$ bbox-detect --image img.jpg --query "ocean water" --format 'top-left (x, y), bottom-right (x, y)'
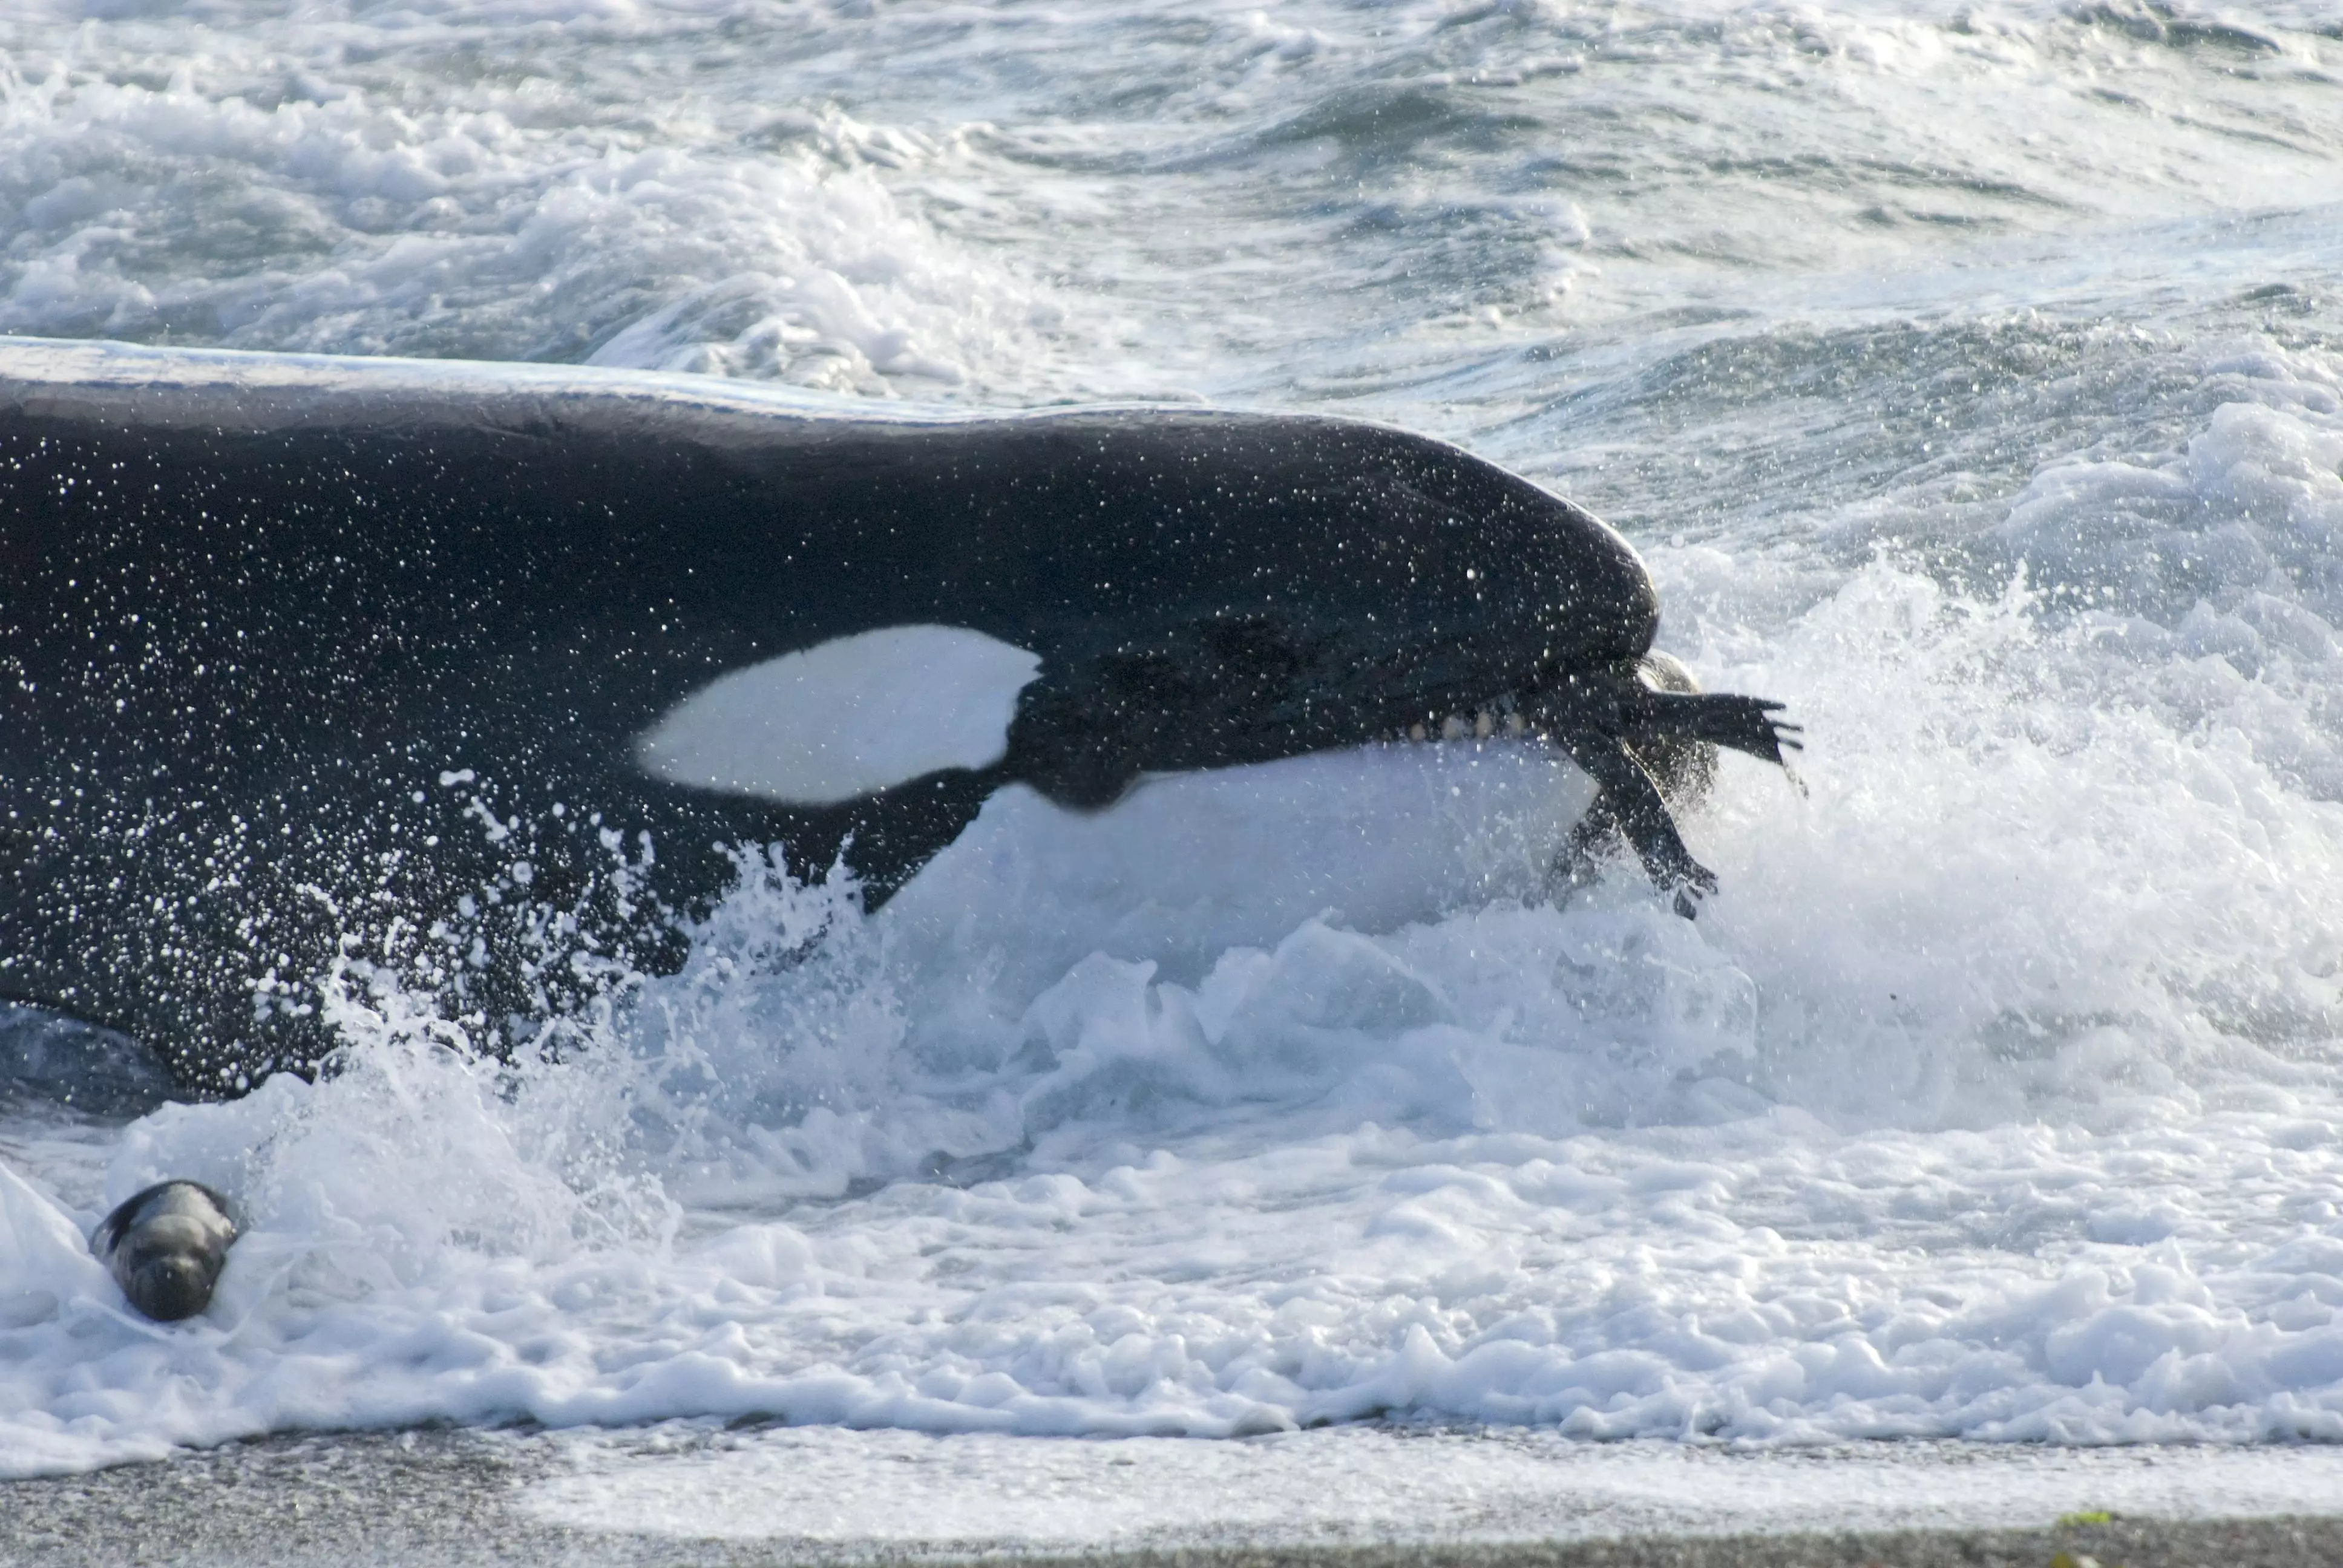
top-left (4, 0), bottom-right (2343, 1482)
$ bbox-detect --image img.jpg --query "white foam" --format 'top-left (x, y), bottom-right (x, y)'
top-left (636, 626), bottom-right (1041, 805)
top-left (520, 1426), bottom-right (2343, 1548)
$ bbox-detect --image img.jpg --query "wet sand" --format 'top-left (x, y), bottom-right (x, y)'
top-left (5, 1430), bottom-right (2342, 1568)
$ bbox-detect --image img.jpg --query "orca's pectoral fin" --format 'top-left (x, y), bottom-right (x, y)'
top-left (1639, 691), bottom-right (1803, 768)
top-left (1554, 732), bottom-right (1719, 919)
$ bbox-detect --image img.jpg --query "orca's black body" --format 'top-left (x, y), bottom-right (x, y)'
top-left (0, 342), bottom-right (1794, 1091)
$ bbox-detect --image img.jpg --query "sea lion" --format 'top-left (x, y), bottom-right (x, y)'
top-left (91, 1180), bottom-right (238, 1322)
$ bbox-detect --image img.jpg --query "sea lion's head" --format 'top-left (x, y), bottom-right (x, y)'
top-left (93, 1181), bottom-right (239, 1322)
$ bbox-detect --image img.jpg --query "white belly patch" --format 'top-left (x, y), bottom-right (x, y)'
top-left (635, 625), bottom-right (1043, 805)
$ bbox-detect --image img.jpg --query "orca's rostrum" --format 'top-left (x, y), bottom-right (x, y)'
top-left (0, 340), bottom-right (1797, 1091)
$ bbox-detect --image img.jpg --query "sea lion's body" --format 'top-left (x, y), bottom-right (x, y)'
top-left (0, 342), bottom-right (1792, 1091)
top-left (92, 1180), bottom-right (238, 1322)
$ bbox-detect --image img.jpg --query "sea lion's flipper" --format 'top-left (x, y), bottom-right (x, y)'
top-left (1550, 789), bottom-right (1622, 898)
top-left (1537, 665), bottom-right (1798, 916)
top-left (1633, 690), bottom-right (1803, 768)
top-left (1554, 731), bottom-right (1719, 919)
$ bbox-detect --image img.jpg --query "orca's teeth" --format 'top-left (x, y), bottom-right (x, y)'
top-left (1441, 714), bottom-right (1467, 741)
top-left (1473, 710), bottom-right (1495, 739)
top-left (1504, 712), bottom-right (1527, 736)
top-left (1408, 722), bottom-right (1428, 743)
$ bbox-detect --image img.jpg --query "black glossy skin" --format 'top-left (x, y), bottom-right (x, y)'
top-left (0, 361), bottom-right (1788, 1091)
top-left (92, 1180), bottom-right (238, 1322)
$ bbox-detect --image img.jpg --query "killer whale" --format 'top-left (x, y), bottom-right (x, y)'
top-left (0, 340), bottom-right (1795, 1093)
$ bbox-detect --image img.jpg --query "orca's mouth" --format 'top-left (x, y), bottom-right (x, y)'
top-left (1392, 694), bottom-right (1532, 745)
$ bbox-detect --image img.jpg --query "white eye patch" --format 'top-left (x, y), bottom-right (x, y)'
top-left (636, 625), bottom-right (1043, 805)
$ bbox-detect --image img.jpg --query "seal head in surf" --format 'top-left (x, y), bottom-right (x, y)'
top-left (92, 1180), bottom-right (240, 1322)
top-left (0, 340), bottom-right (1796, 1092)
